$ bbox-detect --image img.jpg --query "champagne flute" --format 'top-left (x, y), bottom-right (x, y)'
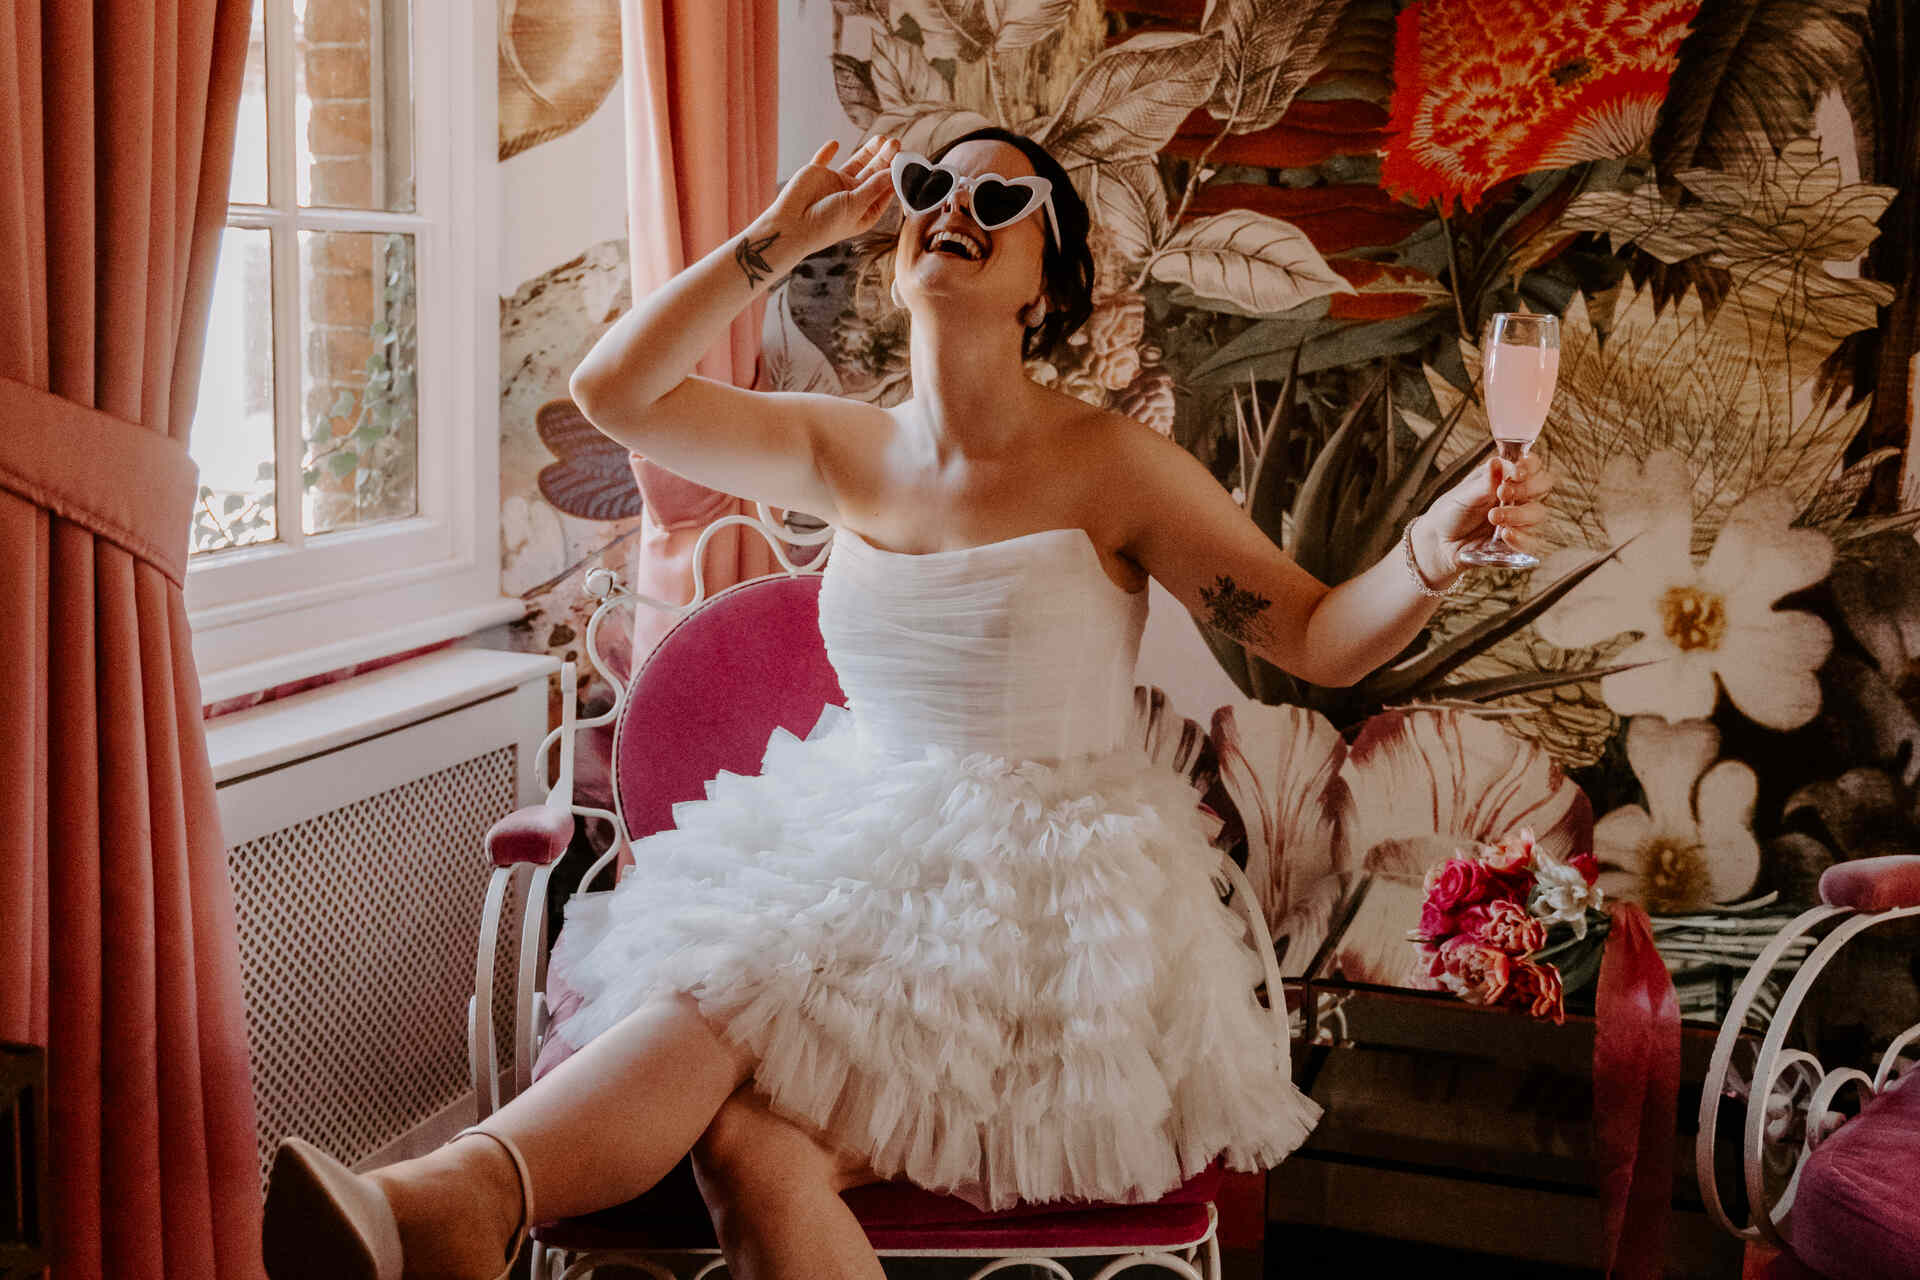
top-left (1458, 311), bottom-right (1559, 569)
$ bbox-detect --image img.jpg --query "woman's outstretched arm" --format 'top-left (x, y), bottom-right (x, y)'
top-left (1115, 418), bottom-right (1554, 688)
top-left (568, 136), bottom-right (900, 519)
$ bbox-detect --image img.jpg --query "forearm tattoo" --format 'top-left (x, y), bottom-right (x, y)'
top-left (734, 231), bottom-right (779, 287)
top-left (1199, 575), bottom-right (1277, 648)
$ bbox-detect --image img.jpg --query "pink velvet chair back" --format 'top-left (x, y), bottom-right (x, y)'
top-left (613, 573), bottom-right (845, 843)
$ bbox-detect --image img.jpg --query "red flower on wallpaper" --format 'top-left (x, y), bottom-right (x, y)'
top-left (1382, 0), bottom-right (1702, 213)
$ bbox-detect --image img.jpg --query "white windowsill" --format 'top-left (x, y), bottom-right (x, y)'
top-left (205, 645), bottom-right (559, 784)
top-left (195, 593), bottom-right (527, 706)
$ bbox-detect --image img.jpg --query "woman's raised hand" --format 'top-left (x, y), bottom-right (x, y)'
top-left (764, 136), bottom-right (900, 256)
top-left (1418, 449), bottom-right (1558, 572)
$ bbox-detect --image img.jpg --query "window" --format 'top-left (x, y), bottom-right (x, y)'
top-left (187, 0), bottom-right (516, 703)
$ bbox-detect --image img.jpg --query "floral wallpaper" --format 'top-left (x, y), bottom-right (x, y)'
top-left (766, 0), bottom-right (1920, 1034)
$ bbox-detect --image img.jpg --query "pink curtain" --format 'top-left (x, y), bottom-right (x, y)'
top-left (620, 0), bottom-right (783, 659)
top-left (0, 3), bottom-right (263, 1277)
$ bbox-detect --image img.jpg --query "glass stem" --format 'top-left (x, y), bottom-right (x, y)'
top-left (1490, 437), bottom-right (1532, 547)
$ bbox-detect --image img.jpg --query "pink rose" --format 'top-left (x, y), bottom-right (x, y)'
top-left (1418, 897), bottom-right (1467, 941)
top-left (1500, 958), bottom-right (1566, 1024)
top-left (1434, 937), bottom-right (1512, 1006)
top-left (1568, 853), bottom-right (1600, 886)
top-left (1470, 898), bottom-right (1548, 956)
top-left (1423, 857), bottom-right (1502, 912)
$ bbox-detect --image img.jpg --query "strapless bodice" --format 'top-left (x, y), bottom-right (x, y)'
top-left (818, 525), bottom-right (1150, 762)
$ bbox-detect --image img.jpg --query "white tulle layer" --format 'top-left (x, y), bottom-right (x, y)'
top-left (546, 705), bottom-right (1323, 1211)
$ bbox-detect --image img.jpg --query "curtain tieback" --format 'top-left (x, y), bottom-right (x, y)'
top-left (0, 375), bottom-right (198, 586)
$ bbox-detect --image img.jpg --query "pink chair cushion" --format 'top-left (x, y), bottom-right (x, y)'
top-left (1820, 856), bottom-right (1920, 912)
top-left (534, 1192), bottom-right (1218, 1252)
top-left (485, 805), bottom-right (574, 867)
top-left (615, 573), bottom-right (844, 841)
top-left (1782, 1075), bottom-right (1920, 1280)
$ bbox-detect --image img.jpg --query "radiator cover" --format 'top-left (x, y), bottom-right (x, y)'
top-left (210, 650), bottom-right (554, 1190)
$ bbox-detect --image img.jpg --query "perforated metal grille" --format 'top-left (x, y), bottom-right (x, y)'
top-left (228, 747), bottom-right (520, 1191)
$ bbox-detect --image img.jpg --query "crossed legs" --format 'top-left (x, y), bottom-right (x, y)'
top-left (362, 991), bottom-right (887, 1279)
top-left (691, 1081), bottom-right (890, 1280)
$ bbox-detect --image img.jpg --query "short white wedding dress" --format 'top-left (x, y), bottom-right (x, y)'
top-left (546, 524), bottom-right (1322, 1212)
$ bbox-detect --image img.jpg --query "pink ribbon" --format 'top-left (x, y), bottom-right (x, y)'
top-left (1593, 901), bottom-right (1680, 1279)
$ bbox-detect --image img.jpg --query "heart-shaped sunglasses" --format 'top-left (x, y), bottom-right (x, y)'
top-left (889, 151), bottom-right (1061, 247)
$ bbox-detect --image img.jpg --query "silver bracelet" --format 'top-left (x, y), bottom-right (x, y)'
top-left (1402, 517), bottom-right (1463, 598)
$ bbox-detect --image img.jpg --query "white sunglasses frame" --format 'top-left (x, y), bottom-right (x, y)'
top-left (889, 150), bottom-right (1062, 248)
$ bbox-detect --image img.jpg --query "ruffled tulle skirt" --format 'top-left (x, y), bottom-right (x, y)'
top-left (545, 705), bottom-right (1322, 1211)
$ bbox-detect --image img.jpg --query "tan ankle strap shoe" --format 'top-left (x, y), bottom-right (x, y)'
top-left (453, 1125), bottom-right (536, 1279)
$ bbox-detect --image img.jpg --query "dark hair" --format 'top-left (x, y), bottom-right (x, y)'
top-left (928, 126), bottom-right (1095, 362)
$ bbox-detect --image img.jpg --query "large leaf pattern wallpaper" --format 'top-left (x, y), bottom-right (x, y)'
top-left (768, 0), bottom-right (1920, 1033)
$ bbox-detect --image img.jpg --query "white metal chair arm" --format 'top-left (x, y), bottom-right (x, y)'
top-left (1695, 898), bottom-right (1920, 1250)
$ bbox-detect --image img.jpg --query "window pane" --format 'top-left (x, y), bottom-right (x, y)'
top-left (190, 227), bottom-right (277, 556)
top-left (297, 0), bottom-right (415, 211)
top-left (230, 2), bottom-right (268, 204)
top-left (300, 229), bottom-right (418, 536)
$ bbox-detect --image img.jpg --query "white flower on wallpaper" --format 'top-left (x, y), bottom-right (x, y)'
top-left (1591, 716), bottom-right (1760, 914)
top-left (1533, 450), bottom-right (1835, 730)
top-left (1211, 704), bottom-right (1591, 980)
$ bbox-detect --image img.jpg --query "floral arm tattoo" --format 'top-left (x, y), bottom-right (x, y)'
top-left (734, 231), bottom-right (779, 287)
top-left (1199, 575), bottom-right (1277, 649)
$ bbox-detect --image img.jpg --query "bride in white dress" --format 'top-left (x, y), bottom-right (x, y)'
top-left (262, 128), bottom-right (1554, 1280)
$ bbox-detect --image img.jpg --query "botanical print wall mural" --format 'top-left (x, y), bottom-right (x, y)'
top-left (498, 0), bottom-right (624, 160)
top-left (782, 0), bottom-right (1919, 1034)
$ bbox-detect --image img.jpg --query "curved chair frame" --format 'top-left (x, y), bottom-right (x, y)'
top-left (471, 508), bottom-right (1290, 1279)
top-left (1694, 897), bottom-right (1920, 1253)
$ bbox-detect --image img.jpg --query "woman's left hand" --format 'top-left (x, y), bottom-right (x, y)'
top-left (1418, 450), bottom-right (1557, 574)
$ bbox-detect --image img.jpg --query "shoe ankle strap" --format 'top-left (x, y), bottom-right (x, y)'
top-left (453, 1125), bottom-right (534, 1262)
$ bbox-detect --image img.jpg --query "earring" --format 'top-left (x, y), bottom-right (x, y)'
top-left (1021, 298), bottom-right (1047, 328)
top-left (891, 278), bottom-right (905, 308)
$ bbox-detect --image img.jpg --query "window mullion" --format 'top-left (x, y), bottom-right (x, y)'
top-left (266, 0), bottom-right (304, 549)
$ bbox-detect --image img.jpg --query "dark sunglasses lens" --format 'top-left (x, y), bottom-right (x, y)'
top-left (970, 178), bottom-right (1036, 228)
top-left (899, 162), bottom-right (953, 211)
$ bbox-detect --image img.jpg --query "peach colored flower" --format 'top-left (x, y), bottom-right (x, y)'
top-left (1476, 828), bottom-right (1536, 877)
top-left (1472, 898), bottom-right (1548, 956)
top-left (1501, 958), bottom-right (1566, 1024)
top-left (1434, 937), bottom-right (1514, 1006)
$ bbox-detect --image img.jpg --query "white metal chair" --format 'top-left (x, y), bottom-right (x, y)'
top-left (469, 510), bottom-right (1293, 1279)
top-left (1695, 855), bottom-right (1920, 1277)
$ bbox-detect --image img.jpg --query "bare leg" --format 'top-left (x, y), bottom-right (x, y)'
top-left (368, 991), bottom-right (756, 1277)
top-left (691, 1083), bottom-right (890, 1280)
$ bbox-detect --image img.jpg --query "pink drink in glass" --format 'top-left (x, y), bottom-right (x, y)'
top-left (1459, 312), bottom-right (1559, 569)
top-left (1483, 342), bottom-right (1559, 446)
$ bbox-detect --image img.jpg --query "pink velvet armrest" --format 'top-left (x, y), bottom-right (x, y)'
top-left (1819, 856), bottom-right (1920, 912)
top-left (486, 805), bottom-right (574, 868)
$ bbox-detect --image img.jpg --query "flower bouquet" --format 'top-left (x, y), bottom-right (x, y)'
top-left (1407, 830), bottom-right (1607, 1025)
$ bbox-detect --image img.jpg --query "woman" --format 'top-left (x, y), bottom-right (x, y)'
top-left (262, 128), bottom-right (1554, 1280)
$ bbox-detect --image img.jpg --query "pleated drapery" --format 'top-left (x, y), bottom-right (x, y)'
top-left (0, 2), bottom-right (264, 1276)
top-left (618, 0), bottom-right (784, 660)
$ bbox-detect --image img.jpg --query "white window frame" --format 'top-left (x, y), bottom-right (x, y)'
top-left (187, 0), bottom-right (519, 704)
